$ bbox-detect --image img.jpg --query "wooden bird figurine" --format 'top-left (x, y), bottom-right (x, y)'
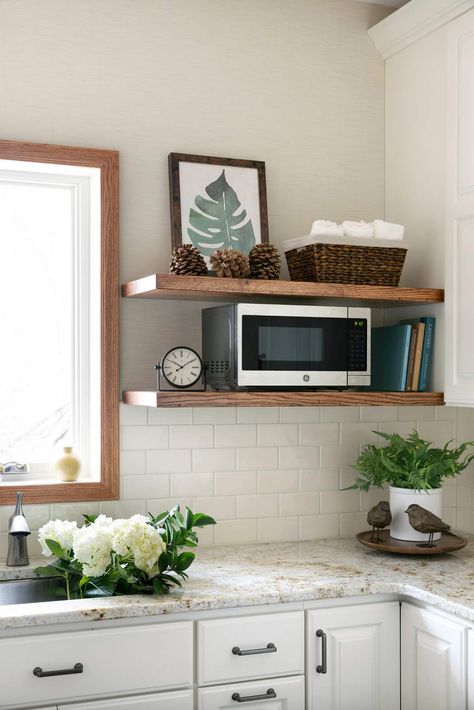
top-left (405, 504), bottom-right (451, 548)
top-left (367, 501), bottom-right (391, 542)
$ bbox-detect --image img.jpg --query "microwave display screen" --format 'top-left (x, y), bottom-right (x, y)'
top-left (242, 315), bottom-right (348, 371)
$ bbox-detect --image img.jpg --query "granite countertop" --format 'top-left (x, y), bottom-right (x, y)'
top-left (1, 537), bottom-right (474, 631)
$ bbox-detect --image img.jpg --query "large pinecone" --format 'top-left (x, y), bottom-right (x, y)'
top-left (249, 244), bottom-right (281, 280)
top-left (169, 244), bottom-right (207, 276)
top-left (210, 248), bottom-right (250, 278)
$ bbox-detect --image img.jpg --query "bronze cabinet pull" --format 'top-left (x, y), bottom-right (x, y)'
top-left (232, 642), bottom-right (276, 656)
top-left (316, 629), bottom-right (327, 674)
top-left (232, 688), bottom-right (276, 703)
top-left (33, 663), bottom-right (83, 678)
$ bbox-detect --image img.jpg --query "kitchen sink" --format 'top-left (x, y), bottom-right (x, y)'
top-left (0, 577), bottom-right (67, 605)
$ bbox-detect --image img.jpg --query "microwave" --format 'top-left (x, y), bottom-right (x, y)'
top-left (202, 303), bottom-right (371, 389)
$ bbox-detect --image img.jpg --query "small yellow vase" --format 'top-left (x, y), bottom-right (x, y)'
top-left (55, 447), bottom-right (81, 482)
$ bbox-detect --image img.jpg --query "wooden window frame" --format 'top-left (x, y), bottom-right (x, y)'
top-left (0, 139), bottom-right (119, 504)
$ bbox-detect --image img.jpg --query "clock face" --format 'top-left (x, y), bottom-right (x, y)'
top-left (161, 347), bottom-right (203, 389)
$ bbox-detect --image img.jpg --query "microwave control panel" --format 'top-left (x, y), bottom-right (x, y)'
top-left (347, 319), bottom-right (368, 371)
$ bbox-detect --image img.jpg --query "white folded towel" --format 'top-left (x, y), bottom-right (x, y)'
top-left (310, 220), bottom-right (344, 237)
top-left (342, 220), bottom-right (374, 238)
top-left (374, 219), bottom-right (405, 240)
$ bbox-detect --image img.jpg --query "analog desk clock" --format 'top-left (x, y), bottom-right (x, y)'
top-left (156, 346), bottom-right (205, 391)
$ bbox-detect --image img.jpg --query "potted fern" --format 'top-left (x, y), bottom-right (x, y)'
top-left (349, 431), bottom-right (474, 542)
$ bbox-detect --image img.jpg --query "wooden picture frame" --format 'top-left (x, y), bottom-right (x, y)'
top-left (169, 153), bottom-right (269, 263)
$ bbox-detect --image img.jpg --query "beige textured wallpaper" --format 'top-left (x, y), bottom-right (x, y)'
top-left (0, 0), bottom-right (389, 389)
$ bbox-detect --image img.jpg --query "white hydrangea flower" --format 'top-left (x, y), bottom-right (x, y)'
top-left (73, 522), bottom-right (113, 578)
top-left (110, 514), bottom-right (166, 577)
top-left (92, 514), bottom-right (113, 528)
top-left (38, 519), bottom-right (78, 557)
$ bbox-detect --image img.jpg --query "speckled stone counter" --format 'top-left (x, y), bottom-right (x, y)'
top-left (1, 537), bottom-right (473, 630)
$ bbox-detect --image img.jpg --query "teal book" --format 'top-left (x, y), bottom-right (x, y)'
top-left (370, 324), bottom-right (412, 391)
top-left (399, 317), bottom-right (435, 392)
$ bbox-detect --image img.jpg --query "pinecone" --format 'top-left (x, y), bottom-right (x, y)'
top-left (249, 244), bottom-right (281, 280)
top-left (169, 244), bottom-right (207, 276)
top-left (210, 248), bottom-right (250, 278)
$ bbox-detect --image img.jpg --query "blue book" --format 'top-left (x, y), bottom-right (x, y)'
top-left (370, 324), bottom-right (412, 391)
top-left (400, 317), bottom-right (435, 391)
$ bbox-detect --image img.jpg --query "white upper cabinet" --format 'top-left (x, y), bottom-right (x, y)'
top-left (445, 10), bottom-right (474, 406)
top-left (306, 602), bottom-right (400, 710)
top-left (401, 603), bottom-right (468, 710)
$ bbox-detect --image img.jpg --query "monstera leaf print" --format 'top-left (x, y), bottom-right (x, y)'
top-left (187, 170), bottom-right (256, 256)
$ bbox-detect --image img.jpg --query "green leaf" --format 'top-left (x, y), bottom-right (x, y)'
top-left (187, 170), bottom-right (256, 256)
top-left (192, 513), bottom-right (216, 528)
top-left (34, 565), bottom-right (63, 578)
top-left (82, 514), bottom-right (98, 526)
top-left (45, 538), bottom-right (70, 561)
top-left (176, 551), bottom-right (195, 572)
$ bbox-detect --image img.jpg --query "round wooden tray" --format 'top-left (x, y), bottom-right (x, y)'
top-left (356, 529), bottom-right (468, 555)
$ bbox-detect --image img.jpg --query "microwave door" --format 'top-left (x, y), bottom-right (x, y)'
top-left (238, 312), bottom-right (349, 387)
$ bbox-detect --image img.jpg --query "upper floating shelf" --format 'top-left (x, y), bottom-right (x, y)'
top-left (121, 274), bottom-right (444, 305)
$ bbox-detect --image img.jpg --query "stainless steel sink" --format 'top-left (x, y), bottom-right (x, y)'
top-left (0, 577), bottom-right (67, 605)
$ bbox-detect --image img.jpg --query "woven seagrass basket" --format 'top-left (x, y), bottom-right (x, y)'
top-left (285, 242), bottom-right (407, 287)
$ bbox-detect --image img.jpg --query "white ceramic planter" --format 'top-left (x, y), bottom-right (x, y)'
top-left (389, 486), bottom-right (443, 542)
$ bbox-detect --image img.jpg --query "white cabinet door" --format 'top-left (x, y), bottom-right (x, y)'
top-left (306, 601), bottom-right (399, 710)
top-left (59, 689), bottom-right (194, 709)
top-left (401, 603), bottom-right (468, 710)
top-left (445, 9), bottom-right (474, 406)
top-left (198, 675), bottom-right (304, 710)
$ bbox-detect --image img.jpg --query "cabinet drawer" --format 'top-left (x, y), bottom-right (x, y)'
top-left (197, 611), bottom-right (304, 685)
top-left (0, 621), bottom-right (193, 707)
top-left (61, 689), bottom-right (194, 709)
top-left (198, 675), bottom-right (304, 709)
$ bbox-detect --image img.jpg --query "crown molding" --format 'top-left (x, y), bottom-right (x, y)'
top-left (369, 0), bottom-right (473, 59)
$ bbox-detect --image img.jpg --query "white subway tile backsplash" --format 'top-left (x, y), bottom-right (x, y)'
top-left (320, 490), bottom-right (360, 514)
top-left (258, 423), bottom-right (298, 446)
top-left (299, 468), bottom-right (339, 492)
top-left (321, 407), bottom-right (359, 423)
top-left (193, 448), bottom-right (236, 472)
top-left (193, 407), bottom-right (237, 424)
top-left (122, 474), bottom-right (169, 500)
top-left (170, 472), bottom-right (214, 497)
top-left (258, 516), bottom-right (299, 542)
top-left (215, 519), bottom-right (258, 545)
top-left (15, 404), bottom-right (473, 557)
top-left (120, 404), bottom-right (147, 425)
top-left (120, 450), bottom-right (147, 476)
top-left (301, 514), bottom-right (340, 539)
top-left (170, 425), bottom-right (213, 449)
top-left (258, 469), bottom-right (299, 493)
top-left (237, 494), bottom-right (278, 519)
top-left (279, 446), bottom-right (319, 469)
top-left (280, 407), bottom-right (320, 423)
top-left (279, 492), bottom-right (319, 516)
top-left (50, 503), bottom-right (100, 525)
top-left (300, 422), bottom-right (339, 445)
top-left (215, 471), bottom-right (258, 496)
top-left (122, 425), bottom-right (169, 450)
top-left (146, 449), bottom-right (191, 473)
top-left (148, 407), bottom-right (193, 425)
top-left (237, 447), bottom-right (278, 471)
top-left (215, 424), bottom-right (257, 448)
top-left (237, 407), bottom-right (279, 423)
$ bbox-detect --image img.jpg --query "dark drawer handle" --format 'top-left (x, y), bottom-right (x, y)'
top-left (316, 629), bottom-right (327, 674)
top-left (232, 642), bottom-right (276, 656)
top-left (232, 688), bottom-right (276, 703)
top-left (33, 663), bottom-right (84, 678)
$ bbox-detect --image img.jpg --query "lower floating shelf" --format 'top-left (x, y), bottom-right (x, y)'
top-left (122, 390), bottom-right (444, 408)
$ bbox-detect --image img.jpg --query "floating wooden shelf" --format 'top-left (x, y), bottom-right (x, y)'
top-left (122, 390), bottom-right (444, 408)
top-left (121, 274), bottom-right (444, 305)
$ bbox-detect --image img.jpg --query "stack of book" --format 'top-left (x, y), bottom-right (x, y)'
top-left (370, 317), bottom-right (435, 392)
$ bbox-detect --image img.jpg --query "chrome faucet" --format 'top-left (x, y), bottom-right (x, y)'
top-left (6, 491), bottom-right (30, 566)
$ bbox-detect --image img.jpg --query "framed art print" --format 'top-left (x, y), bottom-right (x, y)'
top-left (169, 153), bottom-right (269, 264)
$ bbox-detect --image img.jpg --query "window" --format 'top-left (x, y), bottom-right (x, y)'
top-left (0, 141), bottom-right (119, 503)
